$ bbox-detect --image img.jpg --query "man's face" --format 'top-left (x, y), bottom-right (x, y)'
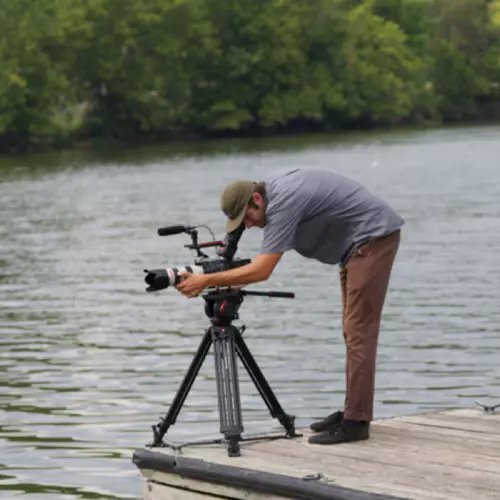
top-left (243, 193), bottom-right (266, 229)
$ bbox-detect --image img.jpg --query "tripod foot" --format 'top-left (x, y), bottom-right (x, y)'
top-left (277, 413), bottom-right (301, 438)
top-left (150, 423), bottom-right (167, 448)
top-left (228, 439), bottom-right (241, 457)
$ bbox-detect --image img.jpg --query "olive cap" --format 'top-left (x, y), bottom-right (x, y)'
top-left (220, 180), bottom-right (255, 232)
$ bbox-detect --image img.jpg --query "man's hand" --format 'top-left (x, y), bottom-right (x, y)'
top-left (176, 272), bottom-right (208, 298)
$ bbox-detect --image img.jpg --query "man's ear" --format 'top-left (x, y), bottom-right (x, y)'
top-left (253, 193), bottom-right (262, 204)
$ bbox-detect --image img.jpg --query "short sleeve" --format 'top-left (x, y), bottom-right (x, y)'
top-left (259, 196), bottom-right (302, 254)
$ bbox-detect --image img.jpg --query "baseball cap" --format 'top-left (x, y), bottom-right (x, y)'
top-left (220, 180), bottom-right (255, 233)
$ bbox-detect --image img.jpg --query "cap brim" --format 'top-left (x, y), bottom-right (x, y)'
top-left (226, 207), bottom-right (247, 233)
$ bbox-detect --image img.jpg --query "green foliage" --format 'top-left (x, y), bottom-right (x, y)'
top-left (1, 0), bottom-right (500, 152)
top-left (430, 39), bottom-right (489, 119)
top-left (428, 0), bottom-right (500, 119)
top-left (0, 0), bottom-right (74, 151)
top-left (339, 1), bottom-right (425, 123)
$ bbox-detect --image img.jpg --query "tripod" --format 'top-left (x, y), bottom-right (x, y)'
top-left (149, 287), bottom-right (301, 457)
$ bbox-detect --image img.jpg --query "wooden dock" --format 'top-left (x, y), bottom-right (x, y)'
top-left (133, 408), bottom-right (500, 500)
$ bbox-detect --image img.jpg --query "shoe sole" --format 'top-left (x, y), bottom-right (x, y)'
top-left (308, 435), bottom-right (369, 445)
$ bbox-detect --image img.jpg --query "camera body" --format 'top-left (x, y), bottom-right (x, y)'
top-left (144, 257), bottom-right (251, 292)
top-left (144, 223), bottom-right (249, 292)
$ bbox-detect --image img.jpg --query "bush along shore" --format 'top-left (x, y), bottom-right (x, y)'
top-left (2, 0), bottom-right (500, 154)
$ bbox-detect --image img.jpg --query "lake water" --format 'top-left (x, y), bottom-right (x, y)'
top-left (1, 125), bottom-right (500, 499)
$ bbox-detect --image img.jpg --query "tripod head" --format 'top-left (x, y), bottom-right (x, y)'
top-left (203, 287), bottom-right (295, 327)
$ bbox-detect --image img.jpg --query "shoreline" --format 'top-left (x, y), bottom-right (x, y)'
top-left (2, 116), bottom-right (500, 159)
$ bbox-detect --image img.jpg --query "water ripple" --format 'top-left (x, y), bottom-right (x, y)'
top-left (1, 125), bottom-right (500, 498)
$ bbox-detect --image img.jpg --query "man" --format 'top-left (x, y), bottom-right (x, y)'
top-left (176, 167), bottom-right (403, 445)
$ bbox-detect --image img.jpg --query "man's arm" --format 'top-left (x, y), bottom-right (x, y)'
top-left (176, 253), bottom-right (283, 297)
top-left (205, 253), bottom-right (283, 287)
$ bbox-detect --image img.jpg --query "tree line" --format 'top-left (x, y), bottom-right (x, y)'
top-left (1, 0), bottom-right (500, 154)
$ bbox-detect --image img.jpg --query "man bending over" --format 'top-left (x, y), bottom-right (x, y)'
top-left (177, 167), bottom-right (403, 445)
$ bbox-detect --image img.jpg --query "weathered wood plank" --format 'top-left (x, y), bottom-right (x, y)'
top-left (385, 409), bottom-right (500, 435)
top-left (144, 442), bottom-right (499, 500)
top-left (134, 408), bottom-right (500, 500)
top-left (152, 445), bottom-right (323, 479)
top-left (136, 449), bottom-right (399, 500)
top-left (250, 433), bottom-right (500, 474)
top-left (144, 479), bottom-right (224, 500)
top-left (368, 426), bottom-right (500, 463)
top-left (238, 435), bottom-right (500, 498)
top-left (373, 420), bottom-right (500, 445)
top-left (425, 408), bottom-right (499, 421)
top-left (142, 469), bottom-right (290, 500)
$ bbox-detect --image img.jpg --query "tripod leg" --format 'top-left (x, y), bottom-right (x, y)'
top-left (212, 326), bottom-right (244, 456)
top-left (150, 328), bottom-right (212, 447)
top-left (234, 331), bottom-right (298, 437)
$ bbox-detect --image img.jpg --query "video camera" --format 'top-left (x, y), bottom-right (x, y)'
top-left (143, 223), bottom-right (250, 292)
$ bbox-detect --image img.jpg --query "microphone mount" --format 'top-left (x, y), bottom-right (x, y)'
top-left (157, 225), bottom-right (219, 259)
top-left (184, 226), bottom-right (209, 259)
top-left (156, 223), bottom-right (243, 262)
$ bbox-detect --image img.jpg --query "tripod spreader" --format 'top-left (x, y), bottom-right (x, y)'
top-left (149, 287), bottom-right (300, 457)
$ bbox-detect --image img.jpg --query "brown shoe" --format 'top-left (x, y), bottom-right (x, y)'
top-left (308, 420), bottom-right (369, 445)
top-left (309, 410), bottom-right (344, 432)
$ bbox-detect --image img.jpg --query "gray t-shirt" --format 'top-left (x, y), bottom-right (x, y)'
top-left (260, 168), bottom-right (404, 265)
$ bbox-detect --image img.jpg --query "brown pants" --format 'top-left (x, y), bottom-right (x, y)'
top-left (340, 230), bottom-right (401, 422)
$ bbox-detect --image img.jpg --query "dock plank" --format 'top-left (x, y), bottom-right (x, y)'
top-left (385, 409), bottom-right (500, 435)
top-left (373, 420), bottom-right (500, 444)
top-left (241, 432), bottom-right (500, 498)
top-left (134, 408), bottom-right (500, 500)
top-left (143, 469), bottom-right (291, 500)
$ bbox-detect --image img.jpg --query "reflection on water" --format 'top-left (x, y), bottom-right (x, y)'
top-left (1, 124), bottom-right (500, 499)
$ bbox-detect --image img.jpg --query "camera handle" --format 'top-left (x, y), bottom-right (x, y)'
top-left (156, 222), bottom-right (244, 262)
top-left (149, 288), bottom-right (300, 457)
